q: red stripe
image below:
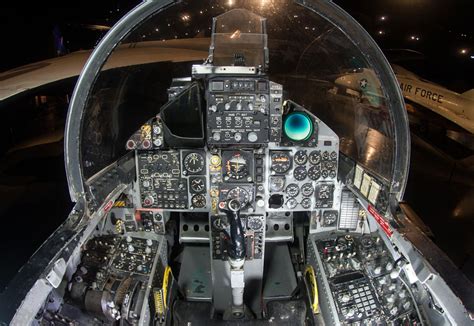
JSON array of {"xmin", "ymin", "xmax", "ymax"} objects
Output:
[{"xmin": 368, "ymin": 205, "xmax": 393, "ymax": 237}]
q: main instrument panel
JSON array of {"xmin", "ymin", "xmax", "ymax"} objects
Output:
[{"xmin": 135, "ymin": 77, "xmax": 340, "ymax": 218}]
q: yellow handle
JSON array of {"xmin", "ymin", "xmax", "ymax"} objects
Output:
[
  {"xmin": 162, "ymin": 265, "xmax": 172, "ymax": 309},
  {"xmin": 304, "ymin": 265, "xmax": 320, "ymax": 314}
]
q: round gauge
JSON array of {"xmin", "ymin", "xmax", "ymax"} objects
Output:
[
  {"xmin": 309, "ymin": 150, "xmax": 321, "ymax": 165},
  {"xmin": 330, "ymin": 170, "xmax": 337, "ymax": 178},
  {"xmin": 227, "ymin": 187, "xmax": 250, "ymax": 208},
  {"xmin": 286, "ymin": 198, "xmax": 298, "ymax": 209},
  {"xmin": 308, "ymin": 166, "xmax": 321, "ymax": 181},
  {"xmin": 322, "ymin": 151, "xmax": 330, "ymax": 161},
  {"xmin": 294, "ymin": 150, "xmax": 308, "ymax": 165},
  {"xmin": 330, "ymin": 151, "xmax": 337, "ymax": 160},
  {"xmin": 325, "ymin": 161, "xmax": 335, "ymax": 170},
  {"xmin": 225, "ymin": 153, "xmax": 248, "ymax": 180},
  {"xmin": 184, "ymin": 152, "xmax": 205, "ymax": 174},
  {"xmin": 270, "ymin": 176, "xmax": 286, "ymax": 192},
  {"xmin": 293, "ymin": 166, "xmax": 307, "ymax": 181},
  {"xmin": 301, "ymin": 198, "xmax": 312, "ymax": 209},
  {"xmin": 285, "ymin": 183, "xmax": 300, "ymax": 197},
  {"xmin": 318, "ymin": 184, "xmax": 332, "ymax": 199},
  {"xmin": 247, "ymin": 217, "xmax": 263, "ymax": 230},
  {"xmin": 191, "ymin": 194, "xmax": 206, "ymax": 208},
  {"xmin": 190, "ymin": 177, "xmax": 205, "ymax": 193},
  {"xmin": 323, "ymin": 211, "xmax": 337, "ymax": 226},
  {"xmin": 301, "ymin": 183, "xmax": 314, "ymax": 197},
  {"xmin": 322, "ymin": 170, "xmax": 329, "ymax": 178},
  {"xmin": 271, "ymin": 152, "xmax": 292, "ymax": 174}
]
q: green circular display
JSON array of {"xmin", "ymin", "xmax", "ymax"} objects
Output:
[{"xmin": 284, "ymin": 112, "xmax": 313, "ymax": 141}]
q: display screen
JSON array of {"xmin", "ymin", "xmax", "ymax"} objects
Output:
[{"xmin": 283, "ymin": 112, "xmax": 313, "ymax": 141}]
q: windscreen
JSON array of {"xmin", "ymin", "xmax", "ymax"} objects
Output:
[
  {"xmin": 211, "ymin": 8, "xmax": 267, "ymax": 68},
  {"xmin": 71, "ymin": 0, "xmax": 408, "ymax": 200}
]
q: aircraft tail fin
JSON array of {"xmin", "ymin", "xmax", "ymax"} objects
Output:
[{"xmin": 462, "ymin": 89, "xmax": 474, "ymax": 100}]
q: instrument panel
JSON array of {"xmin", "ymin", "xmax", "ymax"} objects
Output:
[
  {"xmin": 206, "ymin": 78, "xmax": 283, "ymax": 145},
  {"xmin": 137, "ymin": 150, "xmax": 210, "ymax": 211},
  {"xmin": 312, "ymin": 234, "xmax": 422, "ymax": 325},
  {"xmin": 134, "ymin": 76, "xmax": 340, "ymax": 216},
  {"xmin": 267, "ymin": 146, "xmax": 339, "ymax": 212}
]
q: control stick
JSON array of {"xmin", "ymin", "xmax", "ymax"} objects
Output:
[
  {"xmin": 220, "ymin": 199, "xmax": 246, "ymax": 317},
  {"xmin": 223, "ymin": 199, "xmax": 246, "ymax": 260}
]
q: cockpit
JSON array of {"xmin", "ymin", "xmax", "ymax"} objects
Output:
[{"xmin": 3, "ymin": 1, "xmax": 472, "ymax": 325}]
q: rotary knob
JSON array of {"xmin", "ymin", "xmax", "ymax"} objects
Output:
[
  {"xmin": 213, "ymin": 132, "xmax": 221, "ymax": 141},
  {"xmin": 340, "ymin": 293, "xmax": 351, "ymax": 303},
  {"xmin": 346, "ymin": 308, "xmax": 355, "ymax": 318},
  {"xmin": 153, "ymin": 138, "xmax": 162, "ymax": 147},
  {"xmin": 247, "ymin": 132, "xmax": 258, "ymax": 142},
  {"xmin": 143, "ymin": 196, "xmax": 154, "ymax": 206},
  {"xmin": 234, "ymin": 133, "xmax": 242, "ymax": 142},
  {"xmin": 386, "ymin": 294, "xmax": 396, "ymax": 303},
  {"xmin": 390, "ymin": 306, "xmax": 399, "ymax": 316}
]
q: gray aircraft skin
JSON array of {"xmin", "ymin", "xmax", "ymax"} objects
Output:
[{"xmin": 1, "ymin": 1, "xmax": 473, "ymax": 325}]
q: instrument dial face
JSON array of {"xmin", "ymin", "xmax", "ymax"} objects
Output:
[
  {"xmin": 325, "ymin": 161, "xmax": 336, "ymax": 171},
  {"xmin": 247, "ymin": 217, "xmax": 263, "ymax": 230},
  {"xmin": 270, "ymin": 176, "xmax": 286, "ymax": 192},
  {"xmin": 309, "ymin": 150, "xmax": 322, "ymax": 165},
  {"xmin": 271, "ymin": 152, "xmax": 292, "ymax": 174},
  {"xmin": 317, "ymin": 184, "xmax": 332, "ymax": 199},
  {"xmin": 293, "ymin": 166, "xmax": 307, "ymax": 181},
  {"xmin": 294, "ymin": 150, "xmax": 308, "ymax": 165},
  {"xmin": 322, "ymin": 170, "xmax": 329, "ymax": 178},
  {"xmin": 184, "ymin": 152, "xmax": 205, "ymax": 174},
  {"xmin": 301, "ymin": 198, "xmax": 312, "ymax": 209},
  {"xmin": 190, "ymin": 177, "xmax": 205, "ymax": 193},
  {"xmin": 308, "ymin": 166, "xmax": 321, "ymax": 181},
  {"xmin": 285, "ymin": 183, "xmax": 300, "ymax": 197},
  {"xmin": 191, "ymin": 194, "xmax": 206, "ymax": 208},
  {"xmin": 330, "ymin": 151, "xmax": 338, "ymax": 160},
  {"xmin": 227, "ymin": 187, "xmax": 250, "ymax": 208},
  {"xmin": 225, "ymin": 153, "xmax": 248, "ymax": 180},
  {"xmin": 322, "ymin": 151, "xmax": 330, "ymax": 161},
  {"xmin": 323, "ymin": 212, "xmax": 337, "ymax": 226},
  {"xmin": 286, "ymin": 198, "xmax": 298, "ymax": 209},
  {"xmin": 301, "ymin": 183, "xmax": 314, "ymax": 197}
]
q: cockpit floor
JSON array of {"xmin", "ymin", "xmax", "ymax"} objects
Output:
[{"xmin": 172, "ymin": 299, "xmax": 313, "ymax": 325}]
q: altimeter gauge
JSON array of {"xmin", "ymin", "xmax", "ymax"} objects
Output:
[{"xmin": 183, "ymin": 152, "xmax": 205, "ymax": 174}]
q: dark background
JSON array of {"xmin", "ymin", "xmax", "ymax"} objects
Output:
[
  {"xmin": 1, "ymin": 0, "xmax": 473, "ymax": 90},
  {"xmin": 0, "ymin": 0, "xmax": 472, "ymax": 290}
]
